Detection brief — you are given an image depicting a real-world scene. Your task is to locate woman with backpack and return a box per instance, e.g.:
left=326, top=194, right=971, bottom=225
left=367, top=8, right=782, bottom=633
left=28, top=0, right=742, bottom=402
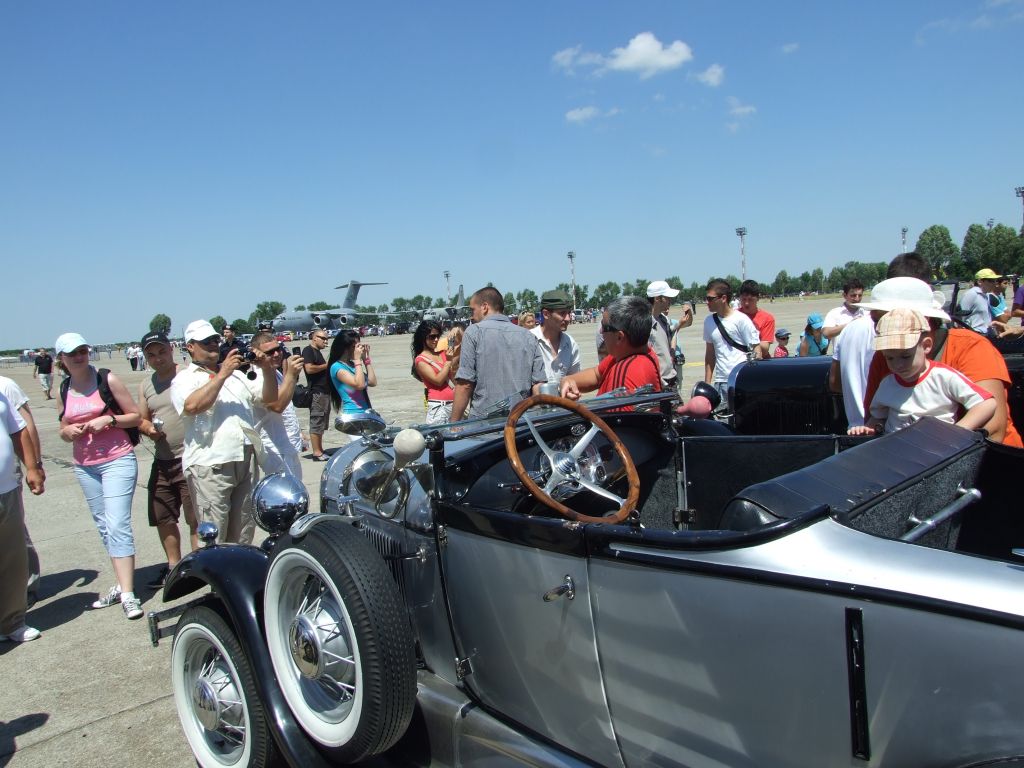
left=55, top=332, right=144, bottom=621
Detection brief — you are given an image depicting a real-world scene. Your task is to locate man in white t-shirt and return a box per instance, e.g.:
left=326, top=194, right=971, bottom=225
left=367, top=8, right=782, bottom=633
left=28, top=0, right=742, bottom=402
left=250, top=332, right=305, bottom=479
left=829, top=314, right=875, bottom=428
left=0, top=390, right=44, bottom=643
left=0, top=377, right=43, bottom=608
left=703, top=278, right=759, bottom=404
left=822, top=279, right=866, bottom=340
left=170, top=320, right=278, bottom=544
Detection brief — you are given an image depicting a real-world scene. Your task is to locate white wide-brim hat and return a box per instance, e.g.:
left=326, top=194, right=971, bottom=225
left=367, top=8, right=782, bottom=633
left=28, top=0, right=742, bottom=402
left=855, top=277, right=950, bottom=321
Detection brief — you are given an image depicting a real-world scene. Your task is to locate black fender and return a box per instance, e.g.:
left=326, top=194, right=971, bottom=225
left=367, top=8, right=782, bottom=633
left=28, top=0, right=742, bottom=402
left=164, top=545, right=334, bottom=768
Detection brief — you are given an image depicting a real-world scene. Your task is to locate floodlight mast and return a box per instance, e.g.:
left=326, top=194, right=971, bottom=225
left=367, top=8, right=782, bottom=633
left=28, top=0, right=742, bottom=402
left=567, top=251, right=576, bottom=311
left=1016, top=187, right=1024, bottom=236
left=443, top=270, right=451, bottom=306
left=901, top=227, right=908, bottom=253
left=735, top=228, right=747, bottom=281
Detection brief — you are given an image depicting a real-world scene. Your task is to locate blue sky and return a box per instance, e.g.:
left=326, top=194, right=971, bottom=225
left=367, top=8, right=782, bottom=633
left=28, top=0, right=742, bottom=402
left=2, top=1, right=1021, bottom=347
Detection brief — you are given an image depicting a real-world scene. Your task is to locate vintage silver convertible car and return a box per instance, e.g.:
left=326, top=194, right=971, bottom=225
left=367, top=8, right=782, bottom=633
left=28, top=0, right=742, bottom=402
left=151, top=360, right=1024, bottom=768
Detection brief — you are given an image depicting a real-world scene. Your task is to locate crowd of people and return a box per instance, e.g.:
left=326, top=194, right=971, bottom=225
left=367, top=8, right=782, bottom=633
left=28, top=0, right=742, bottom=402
left=3, top=262, right=1022, bottom=646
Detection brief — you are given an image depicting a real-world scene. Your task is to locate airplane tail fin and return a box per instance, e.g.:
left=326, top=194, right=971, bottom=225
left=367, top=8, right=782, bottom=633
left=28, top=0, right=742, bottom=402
left=454, top=284, right=465, bottom=307
left=334, top=280, right=388, bottom=310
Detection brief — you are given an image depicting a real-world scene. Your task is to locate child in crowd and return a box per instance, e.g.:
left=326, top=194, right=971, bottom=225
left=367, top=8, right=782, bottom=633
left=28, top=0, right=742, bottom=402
left=849, top=308, right=996, bottom=436
left=773, top=328, right=790, bottom=358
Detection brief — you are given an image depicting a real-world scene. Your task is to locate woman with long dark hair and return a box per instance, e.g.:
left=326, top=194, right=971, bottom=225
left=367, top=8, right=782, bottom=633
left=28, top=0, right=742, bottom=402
left=55, top=332, right=144, bottom=620
left=411, top=320, right=459, bottom=424
left=327, top=330, right=376, bottom=414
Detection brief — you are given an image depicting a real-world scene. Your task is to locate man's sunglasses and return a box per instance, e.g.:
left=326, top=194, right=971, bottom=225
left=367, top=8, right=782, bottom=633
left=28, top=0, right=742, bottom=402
left=704, top=294, right=723, bottom=302
left=600, top=322, right=620, bottom=334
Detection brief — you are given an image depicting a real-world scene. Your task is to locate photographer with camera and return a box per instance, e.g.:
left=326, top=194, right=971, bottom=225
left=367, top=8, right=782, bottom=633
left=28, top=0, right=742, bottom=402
left=250, top=332, right=304, bottom=478
left=171, top=320, right=278, bottom=545
left=219, top=323, right=245, bottom=362
left=327, top=330, right=376, bottom=416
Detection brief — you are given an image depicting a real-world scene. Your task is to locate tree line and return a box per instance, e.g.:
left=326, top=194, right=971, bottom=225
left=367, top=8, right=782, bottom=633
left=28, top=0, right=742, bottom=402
left=147, top=221, right=1024, bottom=334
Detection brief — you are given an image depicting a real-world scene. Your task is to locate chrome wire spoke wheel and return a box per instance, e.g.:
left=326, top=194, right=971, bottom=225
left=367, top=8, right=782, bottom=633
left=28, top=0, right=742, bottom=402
left=265, top=548, right=363, bottom=748
left=171, top=605, right=276, bottom=768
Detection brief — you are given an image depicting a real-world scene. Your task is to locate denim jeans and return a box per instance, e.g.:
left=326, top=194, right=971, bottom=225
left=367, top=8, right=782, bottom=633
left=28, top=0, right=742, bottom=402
left=74, top=453, right=138, bottom=558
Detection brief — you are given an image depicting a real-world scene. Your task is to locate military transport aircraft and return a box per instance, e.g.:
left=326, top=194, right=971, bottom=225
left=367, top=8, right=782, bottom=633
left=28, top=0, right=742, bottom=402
left=421, top=284, right=471, bottom=325
left=268, top=281, right=391, bottom=335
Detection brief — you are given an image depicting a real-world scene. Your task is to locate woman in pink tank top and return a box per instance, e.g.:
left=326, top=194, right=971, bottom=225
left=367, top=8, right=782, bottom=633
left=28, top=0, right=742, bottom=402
left=56, top=332, right=145, bottom=621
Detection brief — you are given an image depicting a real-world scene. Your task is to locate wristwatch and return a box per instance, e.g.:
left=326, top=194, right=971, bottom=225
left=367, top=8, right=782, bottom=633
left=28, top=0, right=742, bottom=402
left=109, top=414, right=117, bottom=428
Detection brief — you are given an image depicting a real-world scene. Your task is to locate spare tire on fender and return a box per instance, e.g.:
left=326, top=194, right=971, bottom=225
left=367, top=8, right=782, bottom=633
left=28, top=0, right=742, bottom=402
left=263, top=520, right=416, bottom=763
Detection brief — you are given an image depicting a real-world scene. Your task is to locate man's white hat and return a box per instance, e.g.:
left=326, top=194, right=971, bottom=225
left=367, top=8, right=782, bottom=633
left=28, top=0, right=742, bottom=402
left=184, top=320, right=219, bottom=343
left=54, top=332, right=89, bottom=355
left=647, top=280, right=680, bottom=298
left=854, top=277, right=950, bottom=321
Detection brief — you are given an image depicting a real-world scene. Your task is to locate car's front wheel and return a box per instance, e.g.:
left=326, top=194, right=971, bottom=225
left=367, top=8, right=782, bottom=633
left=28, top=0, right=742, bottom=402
left=171, top=604, right=279, bottom=768
left=264, top=521, right=416, bottom=762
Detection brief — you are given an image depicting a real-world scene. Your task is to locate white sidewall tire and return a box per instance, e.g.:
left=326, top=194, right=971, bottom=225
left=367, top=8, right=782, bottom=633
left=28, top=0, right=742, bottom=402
left=264, top=548, right=364, bottom=748
left=171, top=606, right=272, bottom=768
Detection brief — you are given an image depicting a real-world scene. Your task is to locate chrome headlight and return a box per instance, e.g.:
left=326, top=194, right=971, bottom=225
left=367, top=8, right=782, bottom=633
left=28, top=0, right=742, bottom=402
left=252, top=473, right=309, bottom=534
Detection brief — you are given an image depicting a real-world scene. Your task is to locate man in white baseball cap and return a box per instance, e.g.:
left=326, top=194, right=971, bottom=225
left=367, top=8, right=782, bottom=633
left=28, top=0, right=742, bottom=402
left=170, top=320, right=278, bottom=544
left=647, top=280, right=690, bottom=390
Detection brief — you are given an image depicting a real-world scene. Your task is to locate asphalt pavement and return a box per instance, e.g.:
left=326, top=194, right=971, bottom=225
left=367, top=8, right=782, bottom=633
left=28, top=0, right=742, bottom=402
left=0, top=295, right=840, bottom=767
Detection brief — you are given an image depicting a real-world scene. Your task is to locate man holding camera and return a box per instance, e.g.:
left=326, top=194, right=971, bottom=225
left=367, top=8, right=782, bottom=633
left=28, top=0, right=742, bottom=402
left=219, top=323, right=245, bottom=361
left=137, top=331, right=195, bottom=587
left=171, top=320, right=278, bottom=545
left=250, top=332, right=304, bottom=478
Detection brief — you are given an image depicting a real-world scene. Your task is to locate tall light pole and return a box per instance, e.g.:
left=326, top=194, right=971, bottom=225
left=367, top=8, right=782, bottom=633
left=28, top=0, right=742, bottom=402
left=986, top=218, right=995, bottom=231
left=1016, top=187, right=1024, bottom=236
left=443, top=270, right=451, bottom=305
left=901, top=227, right=908, bottom=253
left=567, top=251, right=577, bottom=310
left=735, top=228, right=747, bottom=281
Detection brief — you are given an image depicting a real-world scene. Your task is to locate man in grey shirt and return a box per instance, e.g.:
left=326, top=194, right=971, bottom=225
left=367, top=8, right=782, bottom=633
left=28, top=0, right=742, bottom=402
left=959, top=268, right=1000, bottom=334
left=451, top=286, right=546, bottom=421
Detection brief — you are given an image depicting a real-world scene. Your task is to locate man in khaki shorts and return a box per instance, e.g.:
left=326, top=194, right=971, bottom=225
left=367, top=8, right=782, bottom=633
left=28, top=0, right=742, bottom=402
left=137, top=331, right=197, bottom=587
left=170, top=320, right=277, bottom=544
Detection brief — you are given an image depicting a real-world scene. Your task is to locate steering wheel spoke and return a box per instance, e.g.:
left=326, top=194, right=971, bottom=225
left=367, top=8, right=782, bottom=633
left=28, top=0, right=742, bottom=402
left=524, top=413, right=558, bottom=461
left=569, top=424, right=602, bottom=459
left=504, top=393, right=639, bottom=525
left=577, top=478, right=625, bottom=507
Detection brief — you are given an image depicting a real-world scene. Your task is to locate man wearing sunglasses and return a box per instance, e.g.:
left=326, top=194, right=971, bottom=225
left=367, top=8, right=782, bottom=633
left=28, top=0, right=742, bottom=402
left=703, top=278, right=759, bottom=404
left=301, top=329, right=332, bottom=461
left=250, top=332, right=305, bottom=478
left=560, top=296, right=661, bottom=401
left=170, top=320, right=278, bottom=545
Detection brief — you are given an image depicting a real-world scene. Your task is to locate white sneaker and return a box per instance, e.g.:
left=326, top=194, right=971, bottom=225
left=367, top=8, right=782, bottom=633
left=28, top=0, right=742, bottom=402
left=0, top=625, right=41, bottom=642
left=92, top=585, right=122, bottom=609
left=121, top=594, right=143, bottom=620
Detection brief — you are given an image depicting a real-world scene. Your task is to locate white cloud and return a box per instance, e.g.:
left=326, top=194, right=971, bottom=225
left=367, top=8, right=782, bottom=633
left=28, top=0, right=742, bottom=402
left=692, top=63, right=725, bottom=87
left=606, top=32, right=693, bottom=79
left=916, top=1, right=1023, bottom=43
left=652, top=92, right=665, bottom=102
left=553, top=32, right=694, bottom=80
left=726, top=122, right=740, bottom=134
left=552, top=45, right=605, bottom=74
left=565, top=106, right=600, bottom=124
left=781, top=42, right=799, bottom=54
left=605, top=107, right=622, bottom=117
left=727, top=96, right=756, bottom=117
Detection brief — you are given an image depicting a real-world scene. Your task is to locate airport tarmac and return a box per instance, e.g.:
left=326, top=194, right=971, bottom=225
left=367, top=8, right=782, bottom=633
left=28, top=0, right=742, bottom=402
left=0, top=294, right=842, bottom=767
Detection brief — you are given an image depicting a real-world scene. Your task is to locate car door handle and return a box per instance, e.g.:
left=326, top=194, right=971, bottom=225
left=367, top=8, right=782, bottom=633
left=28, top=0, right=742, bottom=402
left=543, top=575, right=575, bottom=602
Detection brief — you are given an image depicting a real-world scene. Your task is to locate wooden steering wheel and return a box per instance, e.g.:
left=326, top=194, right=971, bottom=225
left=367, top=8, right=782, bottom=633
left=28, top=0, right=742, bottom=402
left=503, top=394, right=640, bottom=524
